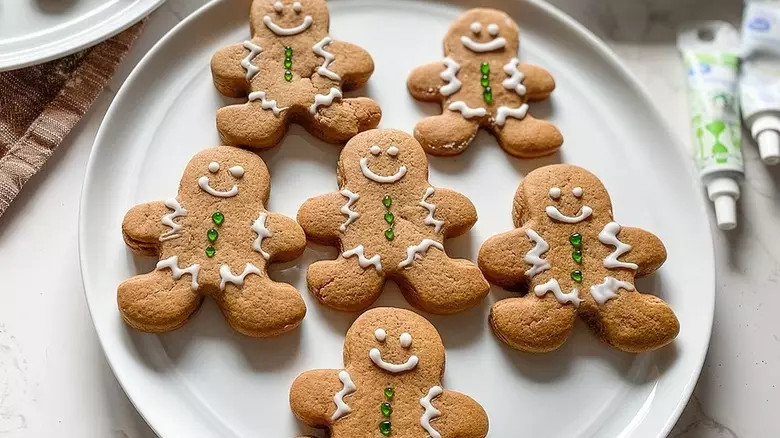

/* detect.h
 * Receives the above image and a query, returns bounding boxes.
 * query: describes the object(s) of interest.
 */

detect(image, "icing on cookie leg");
[117,269,203,333]
[216,102,288,148]
[414,111,480,156]
[307,256,386,312]
[490,114,563,158]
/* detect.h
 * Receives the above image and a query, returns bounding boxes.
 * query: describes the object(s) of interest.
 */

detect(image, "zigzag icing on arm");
[339,190,360,233]
[419,187,444,233]
[598,222,639,270]
[240,40,262,81]
[251,212,273,259]
[156,256,200,290]
[160,198,187,241]
[331,370,356,421]
[524,228,550,277]
[419,386,443,438]
[502,58,527,95]
[439,57,461,96]
[343,245,382,272]
[309,87,343,114]
[312,37,341,81]
[248,91,288,116]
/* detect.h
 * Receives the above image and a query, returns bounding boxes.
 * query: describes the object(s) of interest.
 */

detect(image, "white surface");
[0,0,775,437]
[78,0,713,437]
[0,0,165,71]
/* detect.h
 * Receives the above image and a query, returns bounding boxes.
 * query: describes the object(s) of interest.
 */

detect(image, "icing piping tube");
[678,22,744,230]
[740,0,780,165]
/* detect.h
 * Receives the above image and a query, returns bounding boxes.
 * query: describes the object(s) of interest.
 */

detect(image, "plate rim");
[0,0,165,72]
[78,0,716,436]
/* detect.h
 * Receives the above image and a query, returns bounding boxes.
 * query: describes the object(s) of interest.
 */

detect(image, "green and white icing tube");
[678,22,743,230]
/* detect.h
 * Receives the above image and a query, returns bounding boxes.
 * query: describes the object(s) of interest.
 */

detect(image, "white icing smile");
[263,14,313,36]
[369,348,418,373]
[545,205,593,223]
[198,176,238,198]
[460,35,506,53]
[360,157,407,183]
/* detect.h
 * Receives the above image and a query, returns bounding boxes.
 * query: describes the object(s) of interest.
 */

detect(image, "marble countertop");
[0,0,775,436]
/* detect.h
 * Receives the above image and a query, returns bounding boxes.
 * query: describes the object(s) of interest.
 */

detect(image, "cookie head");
[251,0,329,40]
[444,8,520,58]
[343,308,445,380]
[518,164,612,225]
[339,129,428,187]
[180,148,270,203]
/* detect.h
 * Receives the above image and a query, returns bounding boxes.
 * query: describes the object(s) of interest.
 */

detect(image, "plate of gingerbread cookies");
[79,0,715,437]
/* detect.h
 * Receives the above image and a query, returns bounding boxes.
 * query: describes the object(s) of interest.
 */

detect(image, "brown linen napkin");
[0,21,146,218]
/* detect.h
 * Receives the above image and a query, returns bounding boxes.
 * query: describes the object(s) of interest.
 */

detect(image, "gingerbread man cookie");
[297,129,489,314]
[478,164,679,353]
[211,0,381,148]
[118,147,307,337]
[407,8,562,158]
[290,307,489,438]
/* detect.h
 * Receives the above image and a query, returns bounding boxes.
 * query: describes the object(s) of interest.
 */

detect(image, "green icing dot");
[569,233,582,248]
[285,46,293,57]
[384,228,395,241]
[480,62,490,75]
[205,246,216,258]
[207,228,218,242]
[284,58,292,69]
[284,70,293,81]
[381,402,392,417]
[571,270,583,283]
[384,212,394,224]
[483,88,493,104]
[384,386,394,399]
[480,74,490,87]
[379,420,392,436]
[572,250,582,264]
[382,195,392,208]
[212,211,224,225]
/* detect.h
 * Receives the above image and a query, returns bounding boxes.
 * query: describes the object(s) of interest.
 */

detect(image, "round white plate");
[79,0,715,436]
[0,0,164,71]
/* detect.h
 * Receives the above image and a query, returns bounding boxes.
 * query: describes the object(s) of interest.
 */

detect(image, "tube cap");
[751,115,780,165]
[712,194,737,230]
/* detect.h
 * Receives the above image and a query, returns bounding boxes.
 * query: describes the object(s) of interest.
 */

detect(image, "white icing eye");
[293,1,302,12]
[549,187,561,199]
[387,146,399,157]
[229,165,245,178]
[487,23,499,36]
[470,22,482,34]
[273,1,283,12]
[375,328,386,342]
[572,187,583,198]
[370,145,381,155]
[208,161,219,173]
[400,332,412,348]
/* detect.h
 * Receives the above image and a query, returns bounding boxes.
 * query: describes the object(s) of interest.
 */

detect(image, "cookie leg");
[413,111,480,156]
[305,97,382,144]
[307,256,386,312]
[394,248,489,314]
[489,295,577,352]
[491,114,563,158]
[581,292,679,353]
[216,275,306,337]
[117,270,203,333]
[216,103,287,148]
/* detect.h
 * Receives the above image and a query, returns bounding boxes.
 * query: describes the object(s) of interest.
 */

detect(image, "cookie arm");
[325,41,375,91]
[407,62,447,102]
[518,64,555,101]
[259,212,307,263]
[289,369,345,427]
[615,227,667,277]
[122,201,169,257]
[433,389,489,438]
[478,227,534,290]
[297,192,349,245]
[426,188,477,238]
[211,42,257,98]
